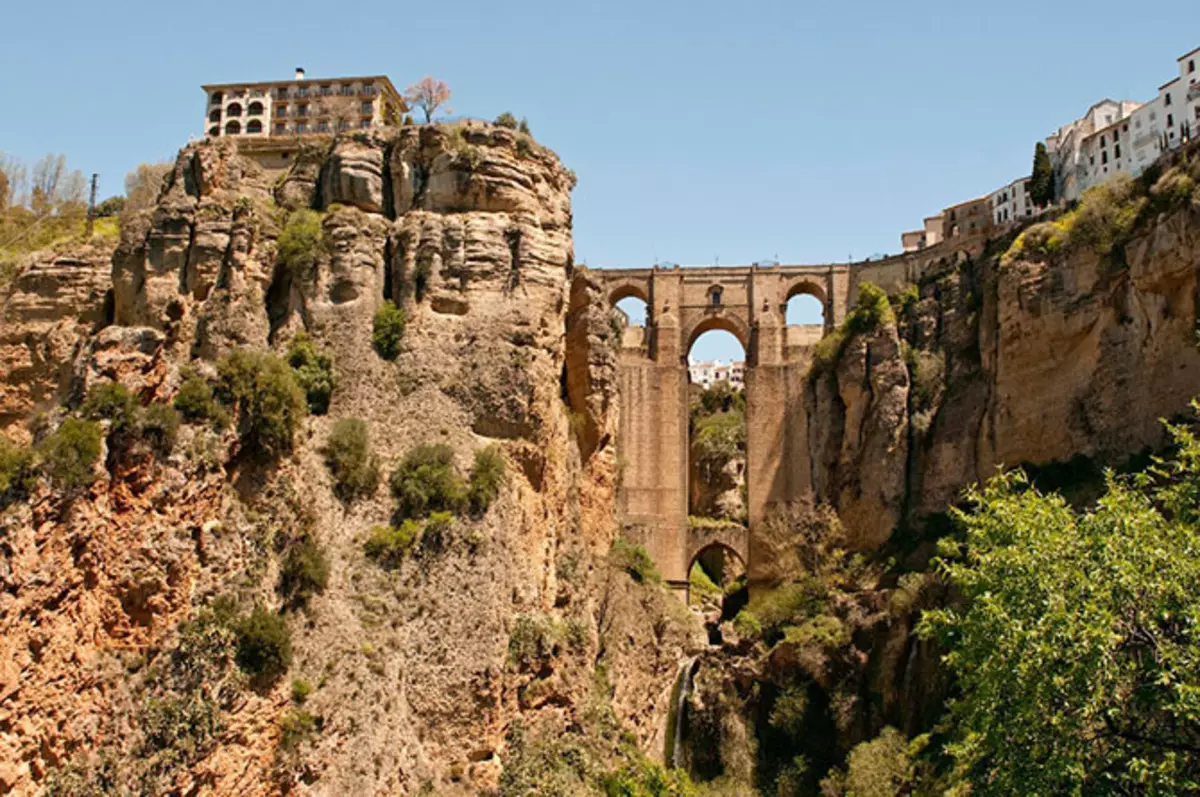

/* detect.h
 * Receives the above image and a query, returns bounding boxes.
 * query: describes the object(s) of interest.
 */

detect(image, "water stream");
[664,656,698,769]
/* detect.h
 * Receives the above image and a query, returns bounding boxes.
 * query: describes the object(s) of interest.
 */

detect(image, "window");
[276,88,289,100]
[340,84,355,96]
[708,286,723,306]
[274,104,287,117]
[362,83,376,95]
[1190,59,1196,74]
[248,101,264,116]
[1100,135,1106,146]
[359,119,371,129]
[1195,106,1200,120]
[246,119,263,134]
[320,85,332,96]
[226,102,242,117]
[1168,113,1174,127]
[317,120,329,132]
[296,122,307,133]
[207,125,219,137]
[224,120,241,134]
[1115,144,1121,158]
[361,101,373,115]
[297,104,308,116]
[210,92,223,105]
[274,122,286,134]
[1102,151,1108,165]
[1105,114,1112,123]
[297,86,309,97]
[208,109,221,122]
[1165,93,1172,106]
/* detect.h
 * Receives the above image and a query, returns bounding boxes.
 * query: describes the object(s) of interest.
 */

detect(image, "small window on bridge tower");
[709,286,723,306]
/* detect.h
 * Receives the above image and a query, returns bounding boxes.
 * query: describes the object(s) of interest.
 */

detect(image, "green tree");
[389,444,466,519]
[38,418,102,492]
[372,301,406,360]
[234,607,292,684]
[216,350,307,458]
[919,416,1200,795]
[277,209,323,276]
[468,445,505,515]
[494,112,519,129]
[0,435,37,506]
[1030,141,1054,207]
[323,418,379,501]
[287,332,336,415]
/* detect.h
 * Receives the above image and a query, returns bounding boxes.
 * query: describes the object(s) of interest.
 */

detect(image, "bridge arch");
[688,532,749,582]
[684,312,751,358]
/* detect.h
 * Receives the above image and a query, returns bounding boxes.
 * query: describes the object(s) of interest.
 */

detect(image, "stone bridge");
[592,263,854,594]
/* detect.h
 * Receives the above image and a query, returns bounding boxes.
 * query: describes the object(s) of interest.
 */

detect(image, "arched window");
[226,102,242,118]
[248,101,264,116]
[210,91,223,105]
[708,285,723,306]
[246,119,263,134]
[208,109,221,123]
[224,120,241,135]
[207,125,219,137]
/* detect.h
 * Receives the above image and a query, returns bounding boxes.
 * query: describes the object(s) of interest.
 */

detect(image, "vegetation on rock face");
[323,418,379,501]
[277,209,323,277]
[37,417,102,491]
[692,411,745,483]
[141,401,181,456]
[216,350,307,458]
[494,112,519,129]
[364,520,420,568]
[287,332,336,415]
[279,534,330,610]
[279,707,318,751]
[507,612,586,668]
[233,606,292,684]
[468,444,505,515]
[609,538,661,585]
[919,415,1200,795]
[0,435,38,506]
[390,443,466,518]
[81,381,140,437]
[372,300,406,360]
[1004,148,1200,268]
[810,281,894,374]
[174,369,228,427]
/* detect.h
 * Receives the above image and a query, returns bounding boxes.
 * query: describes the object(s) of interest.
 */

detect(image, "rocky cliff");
[0,125,702,795]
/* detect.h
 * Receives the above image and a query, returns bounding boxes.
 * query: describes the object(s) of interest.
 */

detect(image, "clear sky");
[1,0,1193,361]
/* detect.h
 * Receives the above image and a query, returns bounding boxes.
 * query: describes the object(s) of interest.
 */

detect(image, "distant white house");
[689,359,745,390]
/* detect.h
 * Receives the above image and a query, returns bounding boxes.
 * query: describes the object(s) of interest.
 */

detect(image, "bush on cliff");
[38,417,102,492]
[287,332,336,415]
[692,411,746,482]
[80,381,140,437]
[494,112,518,129]
[279,534,330,610]
[372,300,406,360]
[918,411,1200,795]
[277,209,323,276]
[364,521,420,567]
[174,369,228,427]
[0,436,38,506]
[216,350,307,459]
[810,282,894,374]
[234,606,292,684]
[141,401,181,456]
[323,418,379,501]
[468,444,505,515]
[609,538,661,585]
[390,443,467,519]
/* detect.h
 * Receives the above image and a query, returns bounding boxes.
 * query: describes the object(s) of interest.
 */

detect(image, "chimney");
[294,67,305,81]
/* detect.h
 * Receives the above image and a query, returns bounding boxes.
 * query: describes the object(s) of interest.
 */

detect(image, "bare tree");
[123,163,172,214]
[404,77,452,123]
[314,95,361,135]
[29,155,84,216]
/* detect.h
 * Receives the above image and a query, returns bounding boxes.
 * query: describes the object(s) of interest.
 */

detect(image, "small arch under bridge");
[592,263,853,596]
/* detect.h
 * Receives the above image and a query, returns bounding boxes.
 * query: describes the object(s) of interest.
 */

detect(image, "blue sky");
[1,0,1193,361]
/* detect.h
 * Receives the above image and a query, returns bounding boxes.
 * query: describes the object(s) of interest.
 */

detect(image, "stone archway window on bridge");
[614,296,648,327]
[785,286,826,327]
[709,285,723,306]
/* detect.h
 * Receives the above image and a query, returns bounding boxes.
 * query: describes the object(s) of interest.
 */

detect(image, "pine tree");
[1030,142,1054,207]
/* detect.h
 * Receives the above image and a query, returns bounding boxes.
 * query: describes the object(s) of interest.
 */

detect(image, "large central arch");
[593,263,851,595]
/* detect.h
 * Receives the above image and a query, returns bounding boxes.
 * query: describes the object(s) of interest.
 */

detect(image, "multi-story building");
[201,68,405,139]
[1045,99,1142,203]
[988,176,1042,226]
[689,360,745,391]
[900,213,947,253]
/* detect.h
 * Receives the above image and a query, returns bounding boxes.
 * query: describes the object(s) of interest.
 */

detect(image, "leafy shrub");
[174,370,227,426]
[494,112,518,129]
[692,411,745,480]
[518,118,531,136]
[364,521,420,568]
[420,510,456,553]
[810,282,894,374]
[287,332,335,415]
[0,436,38,506]
[389,443,466,519]
[820,727,912,797]
[609,538,661,585]
[372,300,406,360]
[1150,166,1199,210]
[80,381,139,436]
[468,444,505,514]
[279,707,318,751]
[323,418,379,501]
[38,417,102,491]
[277,209,323,276]
[291,678,313,703]
[279,705,320,747]
[216,350,307,458]
[599,760,695,796]
[507,613,584,667]
[279,535,330,609]
[141,694,222,762]
[234,606,292,684]
[142,402,180,456]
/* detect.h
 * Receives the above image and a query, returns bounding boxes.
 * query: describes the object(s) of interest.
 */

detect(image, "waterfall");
[664,656,698,769]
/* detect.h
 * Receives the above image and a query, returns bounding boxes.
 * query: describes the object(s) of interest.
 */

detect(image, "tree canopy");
[920,414,1200,795]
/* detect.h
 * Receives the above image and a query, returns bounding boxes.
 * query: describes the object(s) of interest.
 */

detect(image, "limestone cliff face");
[0,127,699,795]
